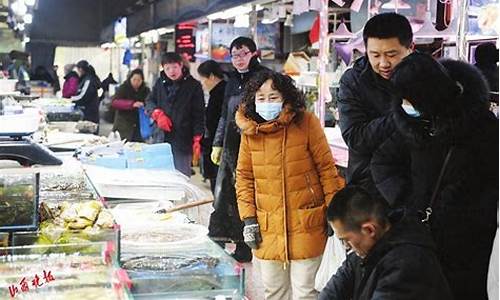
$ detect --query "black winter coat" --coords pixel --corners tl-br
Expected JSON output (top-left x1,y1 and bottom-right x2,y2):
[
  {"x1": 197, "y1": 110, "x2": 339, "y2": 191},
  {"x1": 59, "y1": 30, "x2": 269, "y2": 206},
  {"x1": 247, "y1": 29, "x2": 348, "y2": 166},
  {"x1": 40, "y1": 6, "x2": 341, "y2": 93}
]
[
  {"x1": 112, "y1": 82, "x2": 150, "y2": 142},
  {"x1": 371, "y1": 60, "x2": 498, "y2": 300},
  {"x1": 213, "y1": 64, "x2": 269, "y2": 171},
  {"x1": 319, "y1": 215, "x2": 453, "y2": 300},
  {"x1": 145, "y1": 71, "x2": 205, "y2": 153},
  {"x1": 208, "y1": 62, "x2": 268, "y2": 242},
  {"x1": 338, "y1": 57, "x2": 397, "y2": 196},
  {"x1": 72, "y1": 74, "x2": 100, "y2": 124},
  {"x1": 201, "y1": 80, "x2": 226, "y2": 179}
]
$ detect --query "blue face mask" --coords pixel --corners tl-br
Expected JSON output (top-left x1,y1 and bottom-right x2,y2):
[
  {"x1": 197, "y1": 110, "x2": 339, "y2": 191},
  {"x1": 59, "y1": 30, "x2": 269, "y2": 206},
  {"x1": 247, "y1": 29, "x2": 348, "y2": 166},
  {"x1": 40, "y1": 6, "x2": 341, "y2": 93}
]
[
  {"x1": 401, "y1": 103, "x2": 421, "y2": 117},
  {"x1": 255, "y1": 102, "x2": 283, "y2": 121}
]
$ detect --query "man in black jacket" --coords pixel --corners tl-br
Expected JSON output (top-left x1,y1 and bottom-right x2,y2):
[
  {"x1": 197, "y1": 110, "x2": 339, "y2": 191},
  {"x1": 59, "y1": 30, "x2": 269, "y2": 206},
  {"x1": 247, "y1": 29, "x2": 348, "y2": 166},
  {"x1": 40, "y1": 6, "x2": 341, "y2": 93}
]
[
  {"x1": 145, "y1": 52, "x2": 204, "y2": 177},
  {"x1": 319, "y1": 186, "x2": 452, "y2": 300},
  {"x1": 207, "y1": 37, "x2": 268, "y2": 262},
  {"x1": 338, "y1": 13, "x2": 412, "y2": 196}
]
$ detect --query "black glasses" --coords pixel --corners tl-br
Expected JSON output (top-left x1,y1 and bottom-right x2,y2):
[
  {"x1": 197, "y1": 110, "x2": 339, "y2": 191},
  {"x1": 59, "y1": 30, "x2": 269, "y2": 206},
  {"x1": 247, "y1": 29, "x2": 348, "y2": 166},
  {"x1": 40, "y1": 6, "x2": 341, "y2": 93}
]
[{"x1": 231, "y1": 51, "x2": 251, "y2": 60}]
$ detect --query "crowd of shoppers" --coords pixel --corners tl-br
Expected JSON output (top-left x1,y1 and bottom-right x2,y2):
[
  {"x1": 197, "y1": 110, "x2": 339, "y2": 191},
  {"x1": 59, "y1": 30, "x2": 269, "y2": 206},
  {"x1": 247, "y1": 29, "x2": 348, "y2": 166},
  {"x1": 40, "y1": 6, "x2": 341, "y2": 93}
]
[{"x1": 50, "y1": 13, "x2": 496, "y2": 299}]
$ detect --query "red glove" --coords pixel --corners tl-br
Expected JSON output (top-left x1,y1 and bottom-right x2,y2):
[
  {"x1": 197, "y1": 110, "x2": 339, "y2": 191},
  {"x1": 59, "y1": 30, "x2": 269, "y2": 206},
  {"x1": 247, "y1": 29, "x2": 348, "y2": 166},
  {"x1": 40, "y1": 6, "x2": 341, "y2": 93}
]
[
  {"x1": 192, "y1": 135, "x2": 202, "y2": 158},
  {"x1": 151, "y1": 109, "x2": 173, "y2": 132}
]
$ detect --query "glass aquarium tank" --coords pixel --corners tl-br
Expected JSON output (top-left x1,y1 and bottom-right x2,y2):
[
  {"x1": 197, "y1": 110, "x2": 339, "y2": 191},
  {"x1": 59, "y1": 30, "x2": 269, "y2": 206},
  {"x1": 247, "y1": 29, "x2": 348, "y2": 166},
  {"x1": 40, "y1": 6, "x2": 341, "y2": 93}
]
[
  {"x1": 0, "y1": 171, "x2": 39, "y2": 231},
  {"x1": 121, "y1": 237, "x2": 245, "y2": 299}
]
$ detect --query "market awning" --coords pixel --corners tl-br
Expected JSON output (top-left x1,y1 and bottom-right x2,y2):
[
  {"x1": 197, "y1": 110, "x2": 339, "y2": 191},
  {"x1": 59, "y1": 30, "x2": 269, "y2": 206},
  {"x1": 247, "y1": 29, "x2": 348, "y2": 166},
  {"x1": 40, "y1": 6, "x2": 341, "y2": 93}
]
[
  {"x1": 126, "y1": 0, "x2": 256, "y2": 37},
  {"x1": 27, "y1": 0, "x2": 257, "y2": 45}
]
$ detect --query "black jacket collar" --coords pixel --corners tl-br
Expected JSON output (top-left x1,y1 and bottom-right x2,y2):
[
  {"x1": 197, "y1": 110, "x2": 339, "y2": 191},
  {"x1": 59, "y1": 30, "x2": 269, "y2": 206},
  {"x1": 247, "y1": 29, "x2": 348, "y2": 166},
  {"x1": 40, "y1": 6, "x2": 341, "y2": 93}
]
[
  {"x1": 209, "y1": 80, "x2": 226, "y2": 97},
  {"x1": 361, "y1": 213, "x2": 435, "y2": 268}
]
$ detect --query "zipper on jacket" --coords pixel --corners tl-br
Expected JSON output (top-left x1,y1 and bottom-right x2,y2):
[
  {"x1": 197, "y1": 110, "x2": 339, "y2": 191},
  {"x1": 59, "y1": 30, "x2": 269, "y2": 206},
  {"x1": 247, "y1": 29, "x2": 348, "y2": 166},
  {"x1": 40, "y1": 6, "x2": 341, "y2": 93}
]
[
  {"x1": 281, "y1": 127, "x2": 289, "y2": 266},
  {"x1": 305, "y1": 173, "x2": 319, "y2": 207}
]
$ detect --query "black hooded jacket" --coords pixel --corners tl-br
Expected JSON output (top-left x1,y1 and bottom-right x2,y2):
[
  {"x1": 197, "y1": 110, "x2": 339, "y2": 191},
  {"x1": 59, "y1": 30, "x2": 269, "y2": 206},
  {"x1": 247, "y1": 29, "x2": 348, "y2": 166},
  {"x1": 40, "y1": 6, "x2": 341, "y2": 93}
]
[
  {"x1": 202, "y1": 80, "x2": 226, "y2": 179},
  {"x1": 72, "y1": 73, "x2": 100, "y2": 123},
  {"x1": 212, "y1": 60, "x2": 268, "y2": 170},
  {"x1": 319, "y1": 215, "x2": 453, "y2": 300},
  {"x1": 145, "y1": 69, "x2": 205, "y2": 153},
  {"x1": 208, "y1": 59, "x2": 268, "y2": 242},
  {"x1": 338, "y1": 57, "x2": 398, "y2": 196},
  {"x1": 370, "y1": 59, "x2": 498, "y2": 300}
]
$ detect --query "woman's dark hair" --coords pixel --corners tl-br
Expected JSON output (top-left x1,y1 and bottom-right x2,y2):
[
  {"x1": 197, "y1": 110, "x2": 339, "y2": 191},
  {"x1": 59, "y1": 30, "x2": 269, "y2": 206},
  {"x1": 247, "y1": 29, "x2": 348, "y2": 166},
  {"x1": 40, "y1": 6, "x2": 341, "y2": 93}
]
[
  {"x1": 127, "y1": 68, "x2": 145, "y2": 88},
  {"x1": 390, "y1": 53, "x2": 462, "y2": 118},
  {"x1": 474, "y1": 42, "x2": 499, "y2": 66},
  {"x1": 197, "y1": 60, "x2": 224, "y2": 79},
  {"x1": 240, "y1": 71, "x2": 305, "y2": 122},
  {"x1": 76, "y1": 60, "x2": 101, "y2": 87},
  {"x1": 76, "y1": 60, "x2": 90, "y2": 75},
  {"x1": 363, "y1": 13, "x2": 413, "y2": 48}
]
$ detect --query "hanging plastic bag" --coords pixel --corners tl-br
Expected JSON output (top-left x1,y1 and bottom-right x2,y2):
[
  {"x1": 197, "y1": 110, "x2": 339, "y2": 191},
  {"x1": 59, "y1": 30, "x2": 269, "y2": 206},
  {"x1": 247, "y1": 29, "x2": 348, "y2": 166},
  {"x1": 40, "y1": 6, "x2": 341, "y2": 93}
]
[
  {"x1": 138, "y1": 107, "x2": 153, "y2": 140},
  {"x1": 315, "y1": 234, "x2": 347, "y2": 291}
]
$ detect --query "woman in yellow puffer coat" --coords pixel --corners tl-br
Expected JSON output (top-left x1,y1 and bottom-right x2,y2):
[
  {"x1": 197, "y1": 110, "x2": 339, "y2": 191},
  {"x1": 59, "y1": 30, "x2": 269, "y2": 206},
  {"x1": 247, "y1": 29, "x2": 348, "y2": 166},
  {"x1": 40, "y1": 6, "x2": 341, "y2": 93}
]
[{"x1": 235, "y1": 71, "x2": 345, "y2": 300}]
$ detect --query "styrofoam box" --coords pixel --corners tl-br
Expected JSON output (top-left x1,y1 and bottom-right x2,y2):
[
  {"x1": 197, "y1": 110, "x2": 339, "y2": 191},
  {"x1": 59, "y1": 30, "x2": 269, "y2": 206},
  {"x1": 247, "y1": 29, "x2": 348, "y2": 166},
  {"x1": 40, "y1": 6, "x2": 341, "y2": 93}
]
[
  {"x1": 0, "y1": 108, "x2": 40, "y2": 135},
  {"x1": 84, "y1": 165, "x2": 188, "y2": 201}
]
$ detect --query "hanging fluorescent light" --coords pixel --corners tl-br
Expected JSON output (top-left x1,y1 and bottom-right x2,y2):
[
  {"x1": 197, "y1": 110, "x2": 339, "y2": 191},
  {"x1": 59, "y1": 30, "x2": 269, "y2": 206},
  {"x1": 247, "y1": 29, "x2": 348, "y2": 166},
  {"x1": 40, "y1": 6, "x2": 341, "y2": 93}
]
[
  {"x1": 100, "y1": 42, "x2": 115, "y2": 48},
  {"x1": 157, "y1": 27, "x2": 174, "y2": 35},
  {"x1": 207, "y1": 5, "x2": 252, "y2": 20},
  {"x1": 23, "y1": 36, "x2": 30, "y2": 43},
  {"x1": 24, "y1": 0, "x2": 36, "y2": 6},
  {"x1": 23, "y1": 13, "x2": 32, "y2": 24},
  {"x1": 381, "y1": 0, "x2": 411, "y2": 10}
]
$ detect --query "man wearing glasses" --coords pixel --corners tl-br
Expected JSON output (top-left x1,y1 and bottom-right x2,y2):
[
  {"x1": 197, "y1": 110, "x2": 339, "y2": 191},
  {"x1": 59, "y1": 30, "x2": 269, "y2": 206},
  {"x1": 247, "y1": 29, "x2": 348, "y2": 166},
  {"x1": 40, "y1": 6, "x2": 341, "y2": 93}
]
[
  {"x1": 208, "y1": 36, "x2": 268, "y2": 262},
  {"x1": 319, "y1": 186, "x2": 452, "y2": 300}
]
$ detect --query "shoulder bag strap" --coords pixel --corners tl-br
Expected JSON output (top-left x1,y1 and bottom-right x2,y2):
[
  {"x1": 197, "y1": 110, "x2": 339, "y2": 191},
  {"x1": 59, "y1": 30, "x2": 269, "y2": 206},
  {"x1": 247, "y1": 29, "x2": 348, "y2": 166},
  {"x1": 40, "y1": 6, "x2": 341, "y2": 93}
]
[{"x1": 422, "y1": 146, "x2": 455, "y2": 223}]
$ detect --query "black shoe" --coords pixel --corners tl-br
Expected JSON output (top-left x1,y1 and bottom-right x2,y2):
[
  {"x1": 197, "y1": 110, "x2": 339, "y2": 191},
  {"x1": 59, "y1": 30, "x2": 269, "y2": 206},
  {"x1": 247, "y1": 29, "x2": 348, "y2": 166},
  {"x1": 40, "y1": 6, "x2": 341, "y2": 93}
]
[{"x1": 231, "y1": 242, "x2": 252, "y2": 263}]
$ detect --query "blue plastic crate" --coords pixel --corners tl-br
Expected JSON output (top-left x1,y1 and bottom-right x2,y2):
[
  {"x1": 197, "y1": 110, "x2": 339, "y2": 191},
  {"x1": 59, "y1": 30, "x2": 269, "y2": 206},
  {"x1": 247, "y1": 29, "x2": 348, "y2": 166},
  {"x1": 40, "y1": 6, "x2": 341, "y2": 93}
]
[
  {"x1": 127, "y1": 154, "x2": 175, "y2": 170},
  {"x1": 81, "y1": 155, "x2": 127, "y2": 169}
]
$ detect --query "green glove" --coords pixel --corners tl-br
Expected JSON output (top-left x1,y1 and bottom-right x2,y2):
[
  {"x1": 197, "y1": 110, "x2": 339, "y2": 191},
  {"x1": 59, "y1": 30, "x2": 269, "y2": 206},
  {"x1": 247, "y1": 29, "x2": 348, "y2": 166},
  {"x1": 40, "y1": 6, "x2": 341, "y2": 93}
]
[{"x1": 211, "y1": 146, "x2": 223, "y2": 165}]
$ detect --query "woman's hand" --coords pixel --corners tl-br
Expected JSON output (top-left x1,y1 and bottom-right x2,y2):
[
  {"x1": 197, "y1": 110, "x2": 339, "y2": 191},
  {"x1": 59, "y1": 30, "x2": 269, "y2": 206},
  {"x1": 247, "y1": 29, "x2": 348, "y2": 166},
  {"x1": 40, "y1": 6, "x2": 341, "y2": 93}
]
[{"x1": 132, "y1": 101, "x2": 144, "y2": 108}]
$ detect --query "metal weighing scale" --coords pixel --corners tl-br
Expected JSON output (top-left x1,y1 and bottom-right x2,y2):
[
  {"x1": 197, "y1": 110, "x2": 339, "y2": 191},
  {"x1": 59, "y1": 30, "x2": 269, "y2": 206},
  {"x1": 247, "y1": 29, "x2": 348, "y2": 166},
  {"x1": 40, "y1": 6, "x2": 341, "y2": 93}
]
[{"x1": 0, "y1": 134, "x2": 62, "y2": 166}]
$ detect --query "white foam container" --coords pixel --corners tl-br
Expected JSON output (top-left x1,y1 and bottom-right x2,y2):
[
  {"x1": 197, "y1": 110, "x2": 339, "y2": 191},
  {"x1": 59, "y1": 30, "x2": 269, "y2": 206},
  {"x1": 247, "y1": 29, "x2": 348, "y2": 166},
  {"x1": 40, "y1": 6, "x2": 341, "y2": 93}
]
[{"x1": 0, "y1": 107, "x2": 41, "y2": 135}]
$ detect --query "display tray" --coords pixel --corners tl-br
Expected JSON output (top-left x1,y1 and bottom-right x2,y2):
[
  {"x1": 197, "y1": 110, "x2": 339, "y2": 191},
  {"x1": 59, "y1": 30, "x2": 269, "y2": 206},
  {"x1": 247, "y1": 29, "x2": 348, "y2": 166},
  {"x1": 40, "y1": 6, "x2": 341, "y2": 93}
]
[
  {"x1": 84, "y1": 165, "x2": 210, "y2": 202},
  {"x1": 121, "y1": 239, "x2": 244, "y2": 299}
]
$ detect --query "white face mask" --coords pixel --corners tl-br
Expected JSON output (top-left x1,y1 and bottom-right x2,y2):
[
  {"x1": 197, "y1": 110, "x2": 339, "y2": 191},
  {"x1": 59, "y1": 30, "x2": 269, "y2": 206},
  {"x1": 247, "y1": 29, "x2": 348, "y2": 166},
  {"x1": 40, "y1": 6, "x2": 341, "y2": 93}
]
[
  {"x1": 401, "y1": 103, "x2": 421, "y2": 117},
  {"x1": 255, "y1": 102, "x2": 283, "y2": 121}
]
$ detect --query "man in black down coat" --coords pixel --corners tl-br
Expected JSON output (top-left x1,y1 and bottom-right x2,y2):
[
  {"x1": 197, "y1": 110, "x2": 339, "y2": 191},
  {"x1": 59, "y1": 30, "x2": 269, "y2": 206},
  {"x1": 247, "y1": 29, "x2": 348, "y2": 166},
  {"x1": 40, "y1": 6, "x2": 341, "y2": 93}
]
[
  {"x1": 208, "y1": 37, "x2": 268, "y2": 262},
  {"x1": 371, "y1": 53, "x2": 498, "y2": 300},
  {"x1": 145, "y1": 52, "x2": 204, "y2": 177},
  {"x1": 338, "y1": 13, "x2": 412, "y2": 196},
  {"x1": 319, "y1": 186, "x2": 453, "y2": 300}
]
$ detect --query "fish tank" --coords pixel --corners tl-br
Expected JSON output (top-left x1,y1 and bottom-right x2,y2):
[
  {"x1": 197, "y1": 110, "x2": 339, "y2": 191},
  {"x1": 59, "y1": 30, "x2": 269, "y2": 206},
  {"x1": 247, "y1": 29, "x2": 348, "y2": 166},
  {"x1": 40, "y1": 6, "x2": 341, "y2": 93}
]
[
  {"x1": 0, "y1": 171, "x2": 39, "y2": 231},
  {"x1": 121, "y1": 237, "x2": 245, "y2": 299},
  {"x1": 0, "y1": 241, "x2": 132, "y2": 300}
]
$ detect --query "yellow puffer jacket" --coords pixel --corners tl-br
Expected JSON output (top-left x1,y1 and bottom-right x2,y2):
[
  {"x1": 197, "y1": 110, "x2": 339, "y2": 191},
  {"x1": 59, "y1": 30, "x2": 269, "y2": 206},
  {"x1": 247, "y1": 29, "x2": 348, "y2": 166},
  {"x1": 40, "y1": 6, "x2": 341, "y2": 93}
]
[{"x1": 235, "y1": 106, "x2": 345, "y2": 262}]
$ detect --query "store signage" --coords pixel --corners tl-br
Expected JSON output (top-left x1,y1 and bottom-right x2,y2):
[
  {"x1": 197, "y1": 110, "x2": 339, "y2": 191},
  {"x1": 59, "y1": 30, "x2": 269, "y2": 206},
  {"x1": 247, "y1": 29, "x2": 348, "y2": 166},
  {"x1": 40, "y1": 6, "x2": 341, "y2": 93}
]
[{"x1": 175, "y1": 23, "x2": 196, "y2": 62}]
